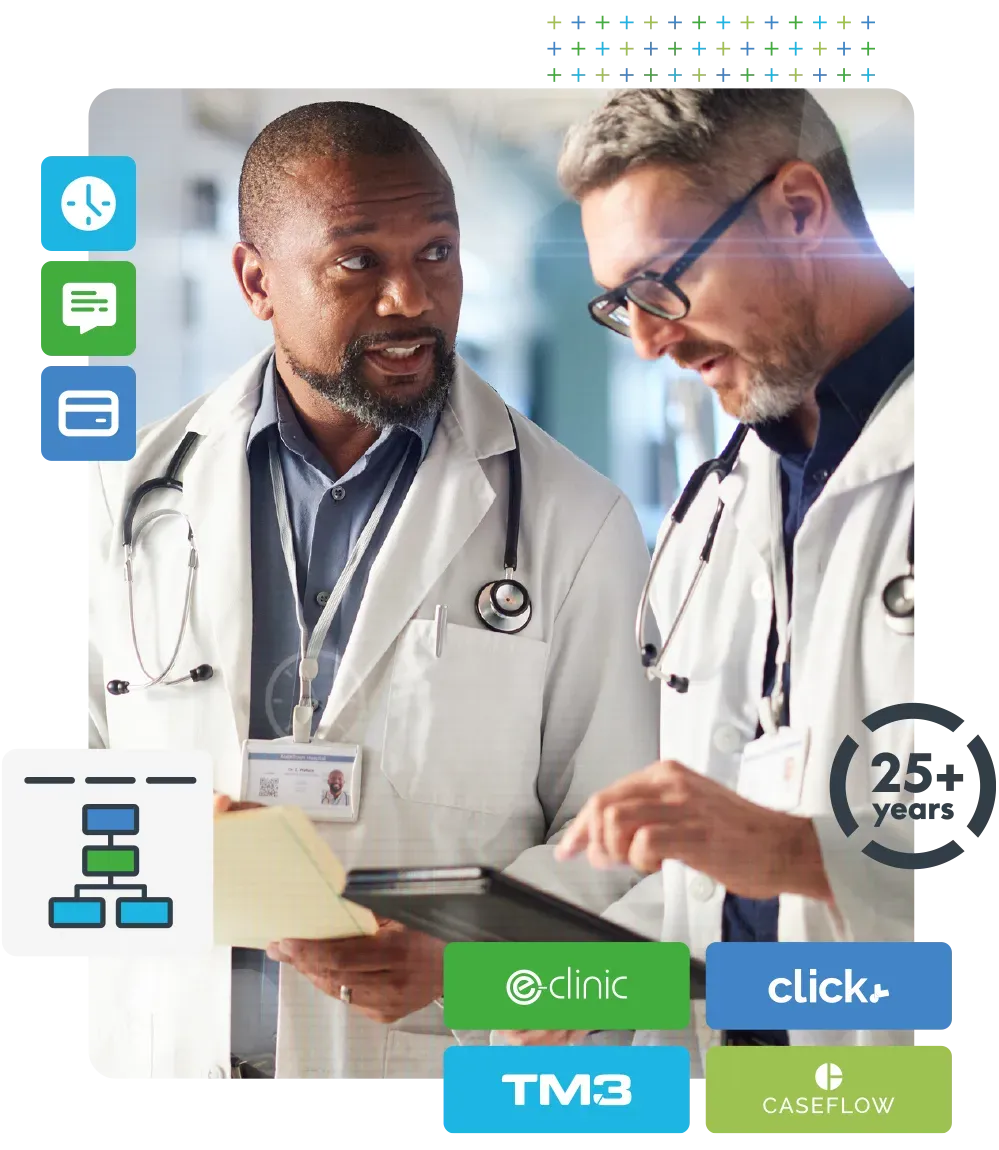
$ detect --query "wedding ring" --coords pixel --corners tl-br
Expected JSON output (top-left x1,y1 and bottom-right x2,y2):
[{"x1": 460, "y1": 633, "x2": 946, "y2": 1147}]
[{"x1": 339, "y1": 985, "x2": 352, "y2": 1005}]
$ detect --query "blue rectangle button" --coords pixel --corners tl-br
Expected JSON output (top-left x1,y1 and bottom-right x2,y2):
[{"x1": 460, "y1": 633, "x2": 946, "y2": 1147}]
[
  {"x1": 443, "y1": 1046, "x2": 689, "y2": 1133},
  {"x1": 706, "y1": 942, "x2": 951, "y2": 1031}
]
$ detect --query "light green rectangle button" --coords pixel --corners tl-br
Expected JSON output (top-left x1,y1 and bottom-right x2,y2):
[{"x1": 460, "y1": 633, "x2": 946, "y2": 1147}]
[
  {"x1": 706, "y1": 1046, "x2": 951, "y2": 1133},
  {"x1": 443, "y1": 941, "x2": 690, "y2": 1030}
]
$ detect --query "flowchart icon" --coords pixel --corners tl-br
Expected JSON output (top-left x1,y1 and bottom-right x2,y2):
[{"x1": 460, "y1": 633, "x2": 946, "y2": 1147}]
[{"x1": 48, "y1": 803, "x2": 173, "y2": 929}]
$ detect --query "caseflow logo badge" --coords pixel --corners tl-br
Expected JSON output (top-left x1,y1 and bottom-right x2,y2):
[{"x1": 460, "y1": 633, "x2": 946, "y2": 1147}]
[
  {"x1": 706, "y1": 1046, "x2": 951, "y2": 1133},
  {"x1": 444, "y1": 1046, "x2": 690, "y2": 1134},
  {"x1": 706, "y1": 942, "x2": 951, "y2": 1032},
  {"x1": 443, "y1": 942, "x2": 690, "y2": 1030}
]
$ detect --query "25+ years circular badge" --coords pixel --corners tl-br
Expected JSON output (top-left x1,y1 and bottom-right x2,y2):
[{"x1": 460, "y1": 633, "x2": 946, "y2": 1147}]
[{"x1": 830, "y1": 703, "x2": 996, "y2": 869}]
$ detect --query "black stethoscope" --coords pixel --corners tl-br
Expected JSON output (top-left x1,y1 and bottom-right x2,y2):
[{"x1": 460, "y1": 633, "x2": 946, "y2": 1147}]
[
  {"x1": 106, "y1": 411, "x2": 531, "y2": 697},
  {"x1": 636, "y1": 423, "x2": 915, "y2": 692}
]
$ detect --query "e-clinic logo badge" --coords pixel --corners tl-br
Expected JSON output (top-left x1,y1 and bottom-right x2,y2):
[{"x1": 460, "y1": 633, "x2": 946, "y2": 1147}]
[
  {"x1": 443, "y1": 942, "x2": 690, "y2": 1030},
  {"x1": 41, "y1": 157, "x2": 136, "y2": 252},
  {"x1": 444, "y1": 1046, "x2": 690, "y2": 1133},
  {"x1": 706, "y1": 1047, "x2": 951, "y2": 1133},
  {"x1": 706, "y1": 942, "x2": 951, "y2": 1031},
  {"x1": 41, "y1": 366, "x2": 136, "y2": 462}
]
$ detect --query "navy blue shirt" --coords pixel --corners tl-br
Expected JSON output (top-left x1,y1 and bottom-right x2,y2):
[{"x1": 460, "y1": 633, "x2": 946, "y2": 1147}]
[{"x1": 721, "y1": 298, "x2": 914, "y2": 1043}]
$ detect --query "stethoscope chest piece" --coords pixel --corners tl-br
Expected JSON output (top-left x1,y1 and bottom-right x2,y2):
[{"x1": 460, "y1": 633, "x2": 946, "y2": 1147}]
[
  {"x1": 476, "y1": 578, "x2": 532, "y2": 634},
  {"x1": 882, "y1": 571, "x2": 914, "y2": 635}
]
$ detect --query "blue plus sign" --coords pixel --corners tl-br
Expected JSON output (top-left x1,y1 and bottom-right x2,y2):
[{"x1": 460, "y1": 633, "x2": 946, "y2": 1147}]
[
  {"x1": 596, "y1": 41, "x2": 609, "y2": 55},
  {"x1": 838, "y1": 41, "x2": 850, "y2": 54},
  {"x1": 814, "y1": 16, "x2": 827, "y2": 27},
  {"x1": 621, "y1": 66, "x2": 634, "y2": 79},
  {"x1": 717, "y1": 66, "x2": 730, "y2": 80},
  {"x1": 863, "y1": 67, "x2": 874, "y2": 80},
  {"x1": 790, "y1": 41, "x2": 801, "y2": 55},
  {"x1": 621, "y1": 16, "x2": 633, "y2": 28},
  {"x1": 766, "y1": 67, "x2": 777, "y2": 80},
  {"x1": 863, "y1": 16, "x2": 875, "y2": 29},
  {"x1": 766, "y1": 15, "x2": 778, "y2": 28},
  {"x1": 572, "y1": 16, "x2": 584, "y2": 29},
  {"x1": 669, "y1": 16, "x2": 681, "y2": 28},
  {"x1": 814, "y1": 67, "x2": 826, "y2": 80},
  {"x1": 741, "y1": 41, "x2": 754, "y2": 54},
  {"x1": 693, "y1": 41, "x2": 705, "y2": 55},
  {"x1": 669, "y1": 67, "x2": 681, "y2": 79},
  {"x1": 548, "y1": 41, "x2": 561, "y2": 54},
  {"x1": 572, "y1": 67, "x2": 585, "y2": 80},
  {"x1": 646, "y1": 42, "x2": 658, "y2": 54},
  {"x1": 717, "y1": 16, "x2": 730, "y2": 28}
]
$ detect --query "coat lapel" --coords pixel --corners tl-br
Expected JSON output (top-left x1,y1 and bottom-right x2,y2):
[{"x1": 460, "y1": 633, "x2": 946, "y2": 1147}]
[
  {"x1": 179, "y1": 351, "x2": 267, "y2": 746},
  {"x1": 316, "y1": 361, "x2": 513, "y2": 735}
]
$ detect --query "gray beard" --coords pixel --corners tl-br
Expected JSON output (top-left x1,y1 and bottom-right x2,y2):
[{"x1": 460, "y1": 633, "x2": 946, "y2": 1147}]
[{"x1": 282, "y1": 330, "x2": 455, "y2": 429}]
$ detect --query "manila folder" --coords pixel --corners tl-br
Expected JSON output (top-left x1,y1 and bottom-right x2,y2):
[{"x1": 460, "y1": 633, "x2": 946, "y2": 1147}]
[{"x1": 214, "y1": 804, "x2": 377, "y2": 947}]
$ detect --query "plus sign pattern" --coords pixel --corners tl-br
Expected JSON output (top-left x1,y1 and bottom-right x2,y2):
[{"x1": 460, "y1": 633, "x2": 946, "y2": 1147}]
[
  {"x1": 549, "y1": 39, "x2": 882, "y2": 54},
  {"x1": 544, "y1": 63, "x2": 882, "y2": 84},
  {"x1": 544, "y1": 8, "x2": 882, "y2": 31}
]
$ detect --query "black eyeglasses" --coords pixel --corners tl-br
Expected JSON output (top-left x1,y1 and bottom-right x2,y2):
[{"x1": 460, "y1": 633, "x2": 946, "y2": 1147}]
[{"x1": 588, "y1": 173, "x2": 777, "y2": 336}]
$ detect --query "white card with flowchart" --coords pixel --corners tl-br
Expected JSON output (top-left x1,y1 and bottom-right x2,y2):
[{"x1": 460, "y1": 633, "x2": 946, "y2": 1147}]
[{"x1": 2, "y1": 749, "x2": 212, "y2": 956}]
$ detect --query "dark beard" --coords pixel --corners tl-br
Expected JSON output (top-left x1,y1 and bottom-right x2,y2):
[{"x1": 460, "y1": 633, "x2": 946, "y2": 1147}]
[{"x1": 282, "y1": 328, "x2": 454, "y2": 429}]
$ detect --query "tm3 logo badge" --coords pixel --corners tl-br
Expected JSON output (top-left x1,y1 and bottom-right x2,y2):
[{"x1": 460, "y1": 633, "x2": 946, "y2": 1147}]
[{"x1": 502, "y1": 1073, "x2": 632, "y2": 1108}]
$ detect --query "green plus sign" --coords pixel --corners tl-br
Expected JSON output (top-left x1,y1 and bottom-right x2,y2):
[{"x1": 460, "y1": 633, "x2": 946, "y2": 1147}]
[
  {"x1": 645, "y1": 68, "x2": 658, "y2": 79},
  {"x1": 597, "y1": 67, "x2": 609, "y2": 80},
  {"x1": 572, "y1": 41, "x2": 585, "y2": 54},
  {"x1": 838, "y1": 16, "x2": 851, "y2": 29},
  {"x1": 937, "y1": 762, "x2": 964, "y2": 791},
  {"x1": 765, "y1": 41, "x2": 777, "y2": 55},
  {"x1": 741, "y1": 68, "x2": 753, "y2": 80},
  {"x1": 548, "y1": 68, "x2": 561, "y2": 80},
  {"x1": 838, "y1": 68, "x2": 850, "y2": 81},
  {"x1": 694, "y1": 67, "x2": 706, "y2": 80},
  {"x1": 621, "y1": 41, "x2": 633, "y2": 54},
  {"x1": 668, "y1": 41, "x2": 681, "y2": 54},
  {"x1": 815, "y1": 42, "x2": 826, "y2": 54},
  {"x1": 646, "y1": 16, "x2": 658, "y2": 28},
  {"x1": 790, "y1": 67, "x2": 802, "y2": 80},
  {"x1": 693, "y1": 15, "x2": 706, "y2": 29},
  {"x1": 596, "y1": 15, "x2": 609, "y2": 29},
  {"x1": 718, "y1": 41, "x2": 729, "y2": 54},
  {"x1": 790, "y1": 15, "x2": 802, "y2": 29},
  {"x1": 742, "y1": 16, "x2": 754, "y2": 28},
  {"x1": 862, "y1": 41, "x2": 875, "y2": 54},
  {"x1": 547, "y1": 16, "x2": 560, "y2": 28}
]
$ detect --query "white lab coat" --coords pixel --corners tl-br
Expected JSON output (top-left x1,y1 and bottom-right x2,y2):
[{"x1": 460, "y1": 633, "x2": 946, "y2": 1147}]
[
  {"x1": 87, "y1": 349, "x2": 660, "y2": 1078},
  {"x1": 641, "y1": 367, "x2": 914, "y2": 1073}
]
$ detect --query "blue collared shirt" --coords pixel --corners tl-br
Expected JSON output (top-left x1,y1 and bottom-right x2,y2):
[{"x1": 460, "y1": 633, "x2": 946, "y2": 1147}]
[
  {"x1": 246, "y1": 356, "x2": 437, "y2": 742},
  {"x1": 721, "y1": 298, "x2": 914, "y2": 1043}
]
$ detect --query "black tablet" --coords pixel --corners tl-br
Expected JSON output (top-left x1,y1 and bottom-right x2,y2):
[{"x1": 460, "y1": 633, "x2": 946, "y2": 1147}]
[{"x1": 343, "y1": 865, "x2": 705, "y2": 999}]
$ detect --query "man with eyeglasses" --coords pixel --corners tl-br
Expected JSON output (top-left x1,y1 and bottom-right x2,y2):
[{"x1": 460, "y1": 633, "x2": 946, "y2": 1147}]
[{"x1": 508, "y1": 90, "x2": 915, "y2": 1065}]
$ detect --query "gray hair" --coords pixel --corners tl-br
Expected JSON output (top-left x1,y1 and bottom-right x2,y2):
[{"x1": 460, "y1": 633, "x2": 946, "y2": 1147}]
[{"x1": 558, "y1": 89, "x2": 871, "y2": 238}]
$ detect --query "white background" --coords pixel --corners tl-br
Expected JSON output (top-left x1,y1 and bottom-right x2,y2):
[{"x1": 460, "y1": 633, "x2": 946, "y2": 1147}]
[{"x1": 2, "y1": 0, "x2": 995, "y2": 1145}]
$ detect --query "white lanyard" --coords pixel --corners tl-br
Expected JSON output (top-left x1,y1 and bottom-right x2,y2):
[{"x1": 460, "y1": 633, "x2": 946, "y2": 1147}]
[{"x1": 268, "y1": 436, "x2": 407, "y2": 743}]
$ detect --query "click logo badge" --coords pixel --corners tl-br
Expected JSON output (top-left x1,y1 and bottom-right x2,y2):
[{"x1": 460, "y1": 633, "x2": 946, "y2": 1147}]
[
  {"x1": 505, "y1": 967, "x2": 628, "y2": 1006},
  {"x1": 769, "y1": 968, "x2": 890, "y2": 1004}
]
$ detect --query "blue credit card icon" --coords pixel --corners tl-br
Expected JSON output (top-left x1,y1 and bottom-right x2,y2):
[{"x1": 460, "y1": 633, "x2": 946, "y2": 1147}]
[{"x1": 57, "y1": 390, "x2": 119, "y2": 437}]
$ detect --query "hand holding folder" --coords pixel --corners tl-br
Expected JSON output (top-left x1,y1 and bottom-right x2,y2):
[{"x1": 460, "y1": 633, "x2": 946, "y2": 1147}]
[{"x1": 213, "y1": 804, "x2": 377, "y2": 948}]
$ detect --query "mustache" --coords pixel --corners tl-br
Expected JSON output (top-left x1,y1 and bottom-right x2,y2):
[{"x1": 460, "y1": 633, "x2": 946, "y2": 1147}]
[
  {"x1": 668, "y1": 339, "x2": 733, "y2": 370},
  {"x1": 346, "y1": 327, "x2": 450, "y2": 354}
]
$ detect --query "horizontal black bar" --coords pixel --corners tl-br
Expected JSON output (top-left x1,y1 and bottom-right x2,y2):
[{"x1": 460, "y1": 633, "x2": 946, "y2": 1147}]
[
  {"x1": 882, "y1": 38, "x2": 993, "y2": 55},
  {"x1": 24, "y1": 776, "x2": 75, "y2": 784},
  {"x1": 145, "y1": 776, "x2": 197, "y2": 784},
  {"x1": 85, "y1": 776, "x2": 136, "y2": 784}
]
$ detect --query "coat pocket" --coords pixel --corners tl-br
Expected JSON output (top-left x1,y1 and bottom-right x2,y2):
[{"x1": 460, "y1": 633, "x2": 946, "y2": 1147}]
[{"x1": 380, "y1": 619, "x2": 548, "y2": 816}]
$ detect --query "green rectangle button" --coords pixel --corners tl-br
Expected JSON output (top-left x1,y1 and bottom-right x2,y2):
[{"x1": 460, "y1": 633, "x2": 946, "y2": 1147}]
[
  {"x1": 443, "y1": 942, "x2": 690, "y2": 1030},
  {"x1": 706, "y1": 1046, "x2": 951, "y2": 1133},
  {"x1": 82, "y1": 846, "x2": 138, "y2": 876}
]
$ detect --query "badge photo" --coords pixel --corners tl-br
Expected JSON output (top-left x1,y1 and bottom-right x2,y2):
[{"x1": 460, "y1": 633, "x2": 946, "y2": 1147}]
[{"x1": 240, "y1": 738, "x2": 362, "y2": 823}]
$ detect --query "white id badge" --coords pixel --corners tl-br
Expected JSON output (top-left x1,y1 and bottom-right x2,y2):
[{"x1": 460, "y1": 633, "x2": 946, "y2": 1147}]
[
  {"x1": 736, "y1": 728, "x2": 809, "y2": 812},
  {"x1": 240, "y1": 738, "x2": 362, "y2": 822}
]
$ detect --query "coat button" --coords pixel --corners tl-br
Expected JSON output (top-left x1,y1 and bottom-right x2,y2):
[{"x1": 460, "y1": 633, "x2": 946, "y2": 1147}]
[
  {"x1": 713, "y1": 725, "x2": 744, "y2": 755},
  {"x1": 207, "y1": 1065, "x2": 227, "y2": 1078},
  {"x1": 690, "y1": 874, "x2": 716, "y2": 901},
  {"x1": 316, "y1": 590, "x2": 331, "y2": 606},
  {"x1": 331, "y1": 486, "x2": 346, "y2": 502},
  {"x1": 752, "y1": 575, "x2": 771, "y2": 601}
]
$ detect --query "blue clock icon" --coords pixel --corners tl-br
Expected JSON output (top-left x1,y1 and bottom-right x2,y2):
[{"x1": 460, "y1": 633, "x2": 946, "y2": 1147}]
[
  {"x1": 42, "y1": 157, "x2": 136, "y2": 252},
  {"x1": 61, "y1": 176, "x2": 117, "y2": 231}
]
